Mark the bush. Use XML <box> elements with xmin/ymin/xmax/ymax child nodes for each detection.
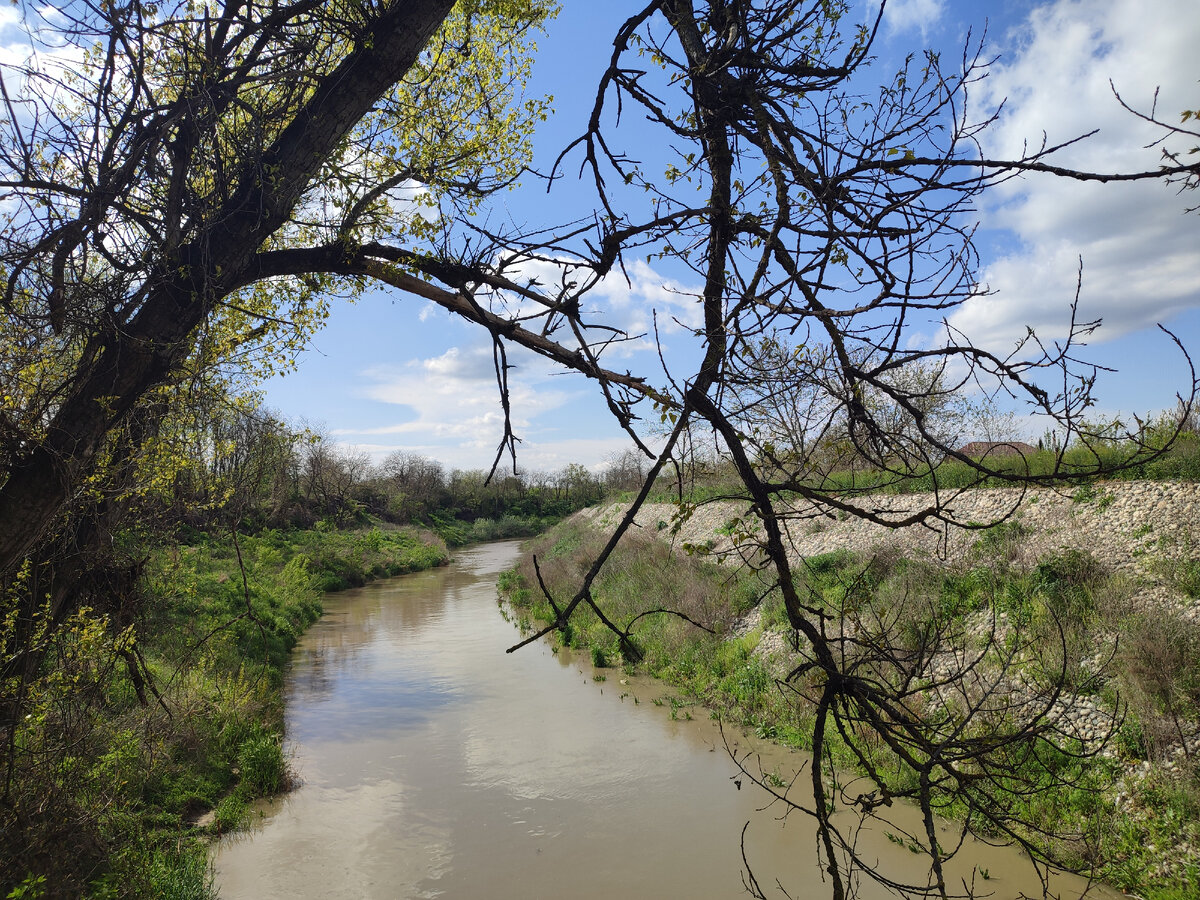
<box><xmin>1119</xmin><ymin>612</ymin><xmax>1200</xmax><ymax>760</ymax></box>
<box><xmin>1034</xmin><ymin>549</ymin><xmax>1103</xmax><ymax>619</ymax></box>
<box><xmin>213</xmin><ymin>792</ymin><xmax>249</xmax><ymax>833</ymax></box>
<box><xmin>237</xmin><ymin>727</ymin><xmax>287</xmax><ymax>795</ymax></box>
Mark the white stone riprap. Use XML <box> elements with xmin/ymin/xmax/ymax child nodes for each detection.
<box><xmin>575</xmin><ymin>480</ymin><xmax>1200</xmax><ymax>882</ymax></box>
<box><xmin>577</xmin><ymin>480</ymin><xmax>1200</xmax><ymax>622</ymax></box>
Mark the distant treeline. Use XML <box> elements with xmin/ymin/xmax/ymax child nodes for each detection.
<box><xmin>162</xmin><ymin>405</ymin><xmax>653</xmax><ymax>536</ymax></box>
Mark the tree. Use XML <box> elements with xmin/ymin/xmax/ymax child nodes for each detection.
<box><xmin>1</xmin><ymin>0</ymin><xmax>1198</xmax><ymax>896</ymax></box>
<box><xmin>300</xmin><ymin>431</ymin><xmax>372</xmax><ymax>525</ymax></box>
<box><xmin>378</xmin><ymin>450</ymin><xmax>449</xmax><ymax>520</ymax></box>
<box><xmin>169</xmin><ymin>399</ymin><xmax>301</xmax><ymax>527</ymax></box>
<box><xmin>0</xmin><ymin>0</ymin><xmax>555</xmax><ymax>798</ymax></box>
<box><xmin>604</xmin><ymin>446</ymin><xmax>650</xmax><ymax>492</ymax></box>
<box><xmin>727</xmin><ymin>340</ymin><xmax>973</xmax><ymax>479</ymax></box>
<box><xmin>556</xmin><ymin>462</ymin><xmax>603</xmax><ymax>506</ymax></box>
<box><xmin>1116</xmin><ymin>92</ymin><xmax>1200</xmax><ymax>210</ymax></box>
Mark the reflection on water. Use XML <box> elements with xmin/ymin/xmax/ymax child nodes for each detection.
<box><xmin>214</xmin><ymin>541</ymin><xmax>1111</xmax><ymax>900</ymax></box>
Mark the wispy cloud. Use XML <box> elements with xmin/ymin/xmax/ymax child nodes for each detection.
<box><xmin>880</xmin><ymin>0</ymin><xmax>946</xmax><ymax>39</ymax></box>
<box><xmin>586</xmin><ymin>258</ymin><xmax>705</xmax><ymax>352</ymax></box>
<box><xmin>329</xmin><ymin>343</ymin><xmax>623</xmax><ymax>468</ymax></box>
<box><xmin>483</xmin><ymin>255</ymin><xmax>704</xmax><ymax>360</ymax></box>
<box><xmin>319</xmin><ymin>255</ymin><xmax>700</xmax><ymax>470</ymax></box>
<box><xmin>947</xmin><ymin>0</ymin><xmax>1200</xmax><ymax>353</ymax></box>
<box><xmin>353</xmin><ymin>345</ymin><xmax>571</xmax><ymax>434</ymax></box>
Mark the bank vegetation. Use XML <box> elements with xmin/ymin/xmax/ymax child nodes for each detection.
<box><xmin>503</xmin><ymin>431</ymin><xmax>1200</xmax><ymax>900</ymax></box>
<box><xmin>1</xmin><ymin>402</ymin><xmax>608</xmax><ymax>899</ymax></box>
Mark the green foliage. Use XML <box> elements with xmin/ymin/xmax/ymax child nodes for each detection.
<box><xmin>1157</xmin><ymin>550</ymin><xmax>1200</xmax><ymax>598</ymax></box>
<box><xmin>213</xmin><ymin>792</ymin><xmax>251</xmax><ymax>833</ymax></box>
<box><xmin>1176</xmin><ymin>559</ymin><xmax>1200</xmax><ymax>598</ymax></box>
<box><xmin>1</xmin><ymin>522</ymin><xmax>449</xmax><ymax>898</ymax></box>
<box><xmin>1101</xmin><ymin>763</ymin><xmax>1200</xmax><ymax>897</ymax></box>
<box><xmin>432</xmin><ymin>513</ymin><xmax>561</xmax><ymax>547</ymax></box>
<box><xmin>141</xmin><ymin>848</ymin><xmax>216</xmax><ymax>900</ymax></box>
<box><xmin>1033</xmin><ymin>549</ymin><xmax>1103</xmax><ymax>618</ymax></box>
<box><xmin>655</xmin><ymin>431</ymin><xmax>1200</xmax><ymax>508</ymax></box>
<box><xmin>236</xmin><ymin>726</ymin><xmax>287</xmax><ymax>796</ymax></box>
<box><xmin>973</xmin><ymin>519</ymin><xmax>1028</xmax><ymax>555</ymax></box>
<box><xmin>85</xmin><ymin>838</ymin><xmax>217</xmax><ymax>900</ymax></box>
<box><xmin>1119</xmin><ymin>611</ymin><xmax>1200</xmax><ymax>760</ymax></box>
<box><xmin>502</xmin><ymin>522</ymin><xmax>798</xmax><ymax>737</ymax></box>
<box><xmin>5</xmin><ymin>875</ymin><xmax>47</xmax><ymax>900</ymax></box>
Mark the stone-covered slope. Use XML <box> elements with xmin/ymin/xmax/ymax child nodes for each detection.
<box><xmin>579</xmin><ymin>480</ymin><xmax>1200</xmax><ymax>622</ymax></box>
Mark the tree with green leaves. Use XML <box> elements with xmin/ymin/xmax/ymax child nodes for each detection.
<box><xmin>1</xmin><ymin>0</ymin><xmax>1198</xmax><ymax>897</ymax></box>
<box><xmin>0</xmin><ymin>0</ymin><xmax>554</xmax><ymax>724</ymax></box>
<box><xmin>0</xmin><ymin>2</ymin><xmax>555</xmax><ymax>887</ymax></box>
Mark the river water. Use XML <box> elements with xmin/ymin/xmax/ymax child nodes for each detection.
<box><xmin>213</xmin><ymin>540</ymin><xmax>1112</xmax><ymax>899</ymax></box>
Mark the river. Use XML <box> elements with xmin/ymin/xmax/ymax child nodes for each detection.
<box><xmin>213</xmin><ymin>540</ymin><xmax>1113</xmax><ymax>899</ymax></box>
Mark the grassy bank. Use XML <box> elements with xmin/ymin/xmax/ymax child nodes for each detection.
<box><xmin>2</xmin><ymin>523</ymin><xmax>448</xmax><ymax>900</ymax></box>
<box><xmin>501</xmin><ymin>517</ymin><xmax>1200</xmax><ymax>899</ymax></box>
<box><xmin>819</xmin><ymin>433</ymin><xmax>1200</xmax><ymax>495</ymax></box>
<box><xmin>429</xmin><ymin>513</ymin><xmax>564</xmax><ymax>548</ymax></box>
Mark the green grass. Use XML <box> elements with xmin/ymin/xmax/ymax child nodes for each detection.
<box><xmin>645</xmin><ymin>431</ymin><xmax>1200</xmax><ymax>509</ymax></box>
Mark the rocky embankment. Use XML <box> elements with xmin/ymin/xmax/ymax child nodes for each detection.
<box><xmin>579</xmin><ymin>480</ymin><xmax>1200</xmax><ymax>622</ymax></box>
<box><xmin>577</xmin><ymin>480</ymin><xmax>1200</xmax><ymax>882</ymax></box>
<box><xmin>579</xmin><ymin>479</ymin><xmax>1200</xmax><ymax>764</ymax></box>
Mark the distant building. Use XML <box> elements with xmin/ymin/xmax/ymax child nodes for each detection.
<box><xmin>957</xmin><ymin>441</ymin><xmax>1039</xmax><ymax>458</ymax></box>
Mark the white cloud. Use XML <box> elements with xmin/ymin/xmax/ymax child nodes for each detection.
<box><xmin>0</xmin><ymin>4</ymin><xmax>86</xmax><ymax>76</ymax></box>
<box><xmin>484</xmin><ymin>255</ymin><xmax>704</xmax><ymax>360</ymax></box>
<box><xmin>311</xmin><ymin>255</ymin><xmax>701</xmax><ymax>472</ymax></box>
<box><xmin>881</xmin><ymin>0</ymin><xmax>946</xmax><ymax>39</ymax></box>
<box><xmin>947</xmin><ymin>0</ymin><xmax>1200</xmax><ymax>352</ymax></box>
<box><xmin>0</xmin><ymin>5</ymin><xmax>24</xmax><ymax>32</ymax></box>
<box><xmin>358</xmin><ymin>344</ymin><xmax>570</xmax><ymax>430</ymax></box>
<box><xmin>330</xmin><ymin>343</ymin><xmax>607</xmax><ymax>464</ymax></box>
<box><xmin>586</xmin><ymin>258</ymin><xmax>705</xmax><ymax>348</ymax></box>
<box><xmin>324</xmin><ymin>334</ymin><xmax>668</xmax><ymax>470</ymax></box>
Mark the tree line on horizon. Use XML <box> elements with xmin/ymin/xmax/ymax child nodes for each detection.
<box><xmin>157</xmin><ymin>399</ymin><xmax>676</xmax><ymax>539</ymax></box>
<box><xmin>160</xmin><ymin>403</ymin><xmax>642</xmax><ymax>535</ymax></box>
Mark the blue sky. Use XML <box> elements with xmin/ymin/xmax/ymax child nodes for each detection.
<box><xmin>261</xmin><ymin>0</ymin><xmax>1200</xmax><ymax>473</ymax></box>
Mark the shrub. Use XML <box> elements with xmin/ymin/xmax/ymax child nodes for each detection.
<box><xmin>213</xmin><ymin>792</ymin><xmax>248</xmax><ymax>833</ymax></box>
<box><xmin>1034</xmin><ymin>549</ymin><xmax>1103</xmax><ymax>618</ymax></box>
<box><xmin>236</xmin><ymin>727</ymin><xmax>287</xmax><ymax>796</ymax></box>
<box><xmin>1119</xmin><ymin>612</ymin><xmax>1200</xmax><ymax>759</ymax></box>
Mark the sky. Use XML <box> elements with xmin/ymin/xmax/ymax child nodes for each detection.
<box><xmin>259</xmin><ymin>0</ymin><xmax>1200</xmax><ymax>474</ymax></box>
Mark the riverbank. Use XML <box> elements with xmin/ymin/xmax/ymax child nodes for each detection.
<box><xmin>2</xmin><ymin>523</ymin><xmax>449</xmax><ymax>899</ymax></box>
<box><xmin>215</xmin><ymin>540</ymin><xmax>1107</xmax><ymax>900</ymax></box>
<box><xmin>505</xmin><ymin>480</ymin><xmax>1200</xmax><ymax>900</ymax></box>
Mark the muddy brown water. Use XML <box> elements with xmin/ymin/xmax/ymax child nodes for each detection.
<box><xmin>213</xmin><ymin>540</ymin><xmax>1116</xmax><ymax>899</ymax></box>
